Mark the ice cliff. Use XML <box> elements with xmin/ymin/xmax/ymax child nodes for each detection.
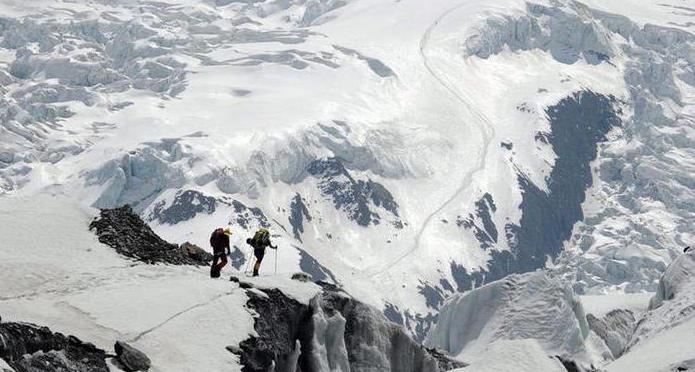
<box><xmin>424</xmin><ymin>271</ymin><xmax>601</xmax><ymax>368</ymax></box>
<box><xmin>237</xmin><ymin>280</ymin><xmax>463</xmax><ymax>372</ymax></box>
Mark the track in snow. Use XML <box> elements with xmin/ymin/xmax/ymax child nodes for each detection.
<box><xmin>369</xmin><ymin>3</ymin><xmax>497</xmax><ymax>278</ymax></box>
<box><xmin>129</xmin><ymin>290</ymin><xmax>237</xmax><ymax>342</ymax></box>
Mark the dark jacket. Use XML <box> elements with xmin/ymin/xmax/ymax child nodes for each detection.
<box><xmin>210</xmin><ymin>228</ymin><xmax>230</xmax><ymax>254</ymax></box>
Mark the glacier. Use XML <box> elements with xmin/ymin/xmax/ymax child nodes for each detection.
<box><xmin>0</xmin><ymin>0</ymin><xmax>694</xmax><ymax>367</ymax></box>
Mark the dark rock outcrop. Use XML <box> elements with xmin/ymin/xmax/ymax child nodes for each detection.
<box><xmin>291</xmin><ymin>272</ymin><xmax>313</xmax><ymax>282</ymax></box>
<box><xmin>296</xmin><ymin>247</ymin><xmax>337</xmax><ymax>284</ymax></box>
<box><xmin>90</xmin><ymin>205</ymin><xmax>209</xmax><ymax>265</ymax></box>
<box><xmin>0</xmin><ymin>321</ymin><xmax>108</xmax><ymax>372</ymax></box>
<box><xmin>425</xmin><ymin>348</ymin><xmax>467</xmax><ymax>371</ymax></box>
<box><xmin>239</xmin><ymin>285</ymin><xmax>450</xmax><ymax>372</ymax></box>
<box><xmin>114</xmin><ymin>341</ymin><xmax>151</xmax><ymax>371</ymax></box>
<box><xmin>450</xmin><ymin>91</ymin><xmax>620</xmax><ymax>296</ymax></box>
<box><xmin>149</xmin><ymin>189</ymin><xmax>216</xmax><ymax>224</ymax></box>
<box><xmin>239</xmin><ymin>289</ymin><xmax>311</xmax><ymax>372</ymax></box>
<box><xmin>456</xmin><ymin>193</ymin><xmax>498</xmax><ymax>250</ymax></box>
<box><xmin>180</xmin><ymin>242</ymin><xmax>213</xmax><ymax>263</ymax></box>
<box><xmin>307</xmin><ymin>157</ymin><xmax>400</xmax><ymax>227</ymax></box>
<box><xmin>231</xmin><ymin>200</ymin><xmax>270</xmax><ymax>230</ymax></box>
<box><xmin>288</xmin><ymin>193</ymin><xmax>311</xmax><ymax>241</ymax></box>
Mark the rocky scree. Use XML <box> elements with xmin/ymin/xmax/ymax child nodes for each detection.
<box><xmin>90</xmin><ymin>205</ymin><xmax>211</xmax><ymax>265</ymax></box>
<box><xmin>0</xmin><ymin>320</ymin><xmax>109</xmax><ymax>372</ymax></box>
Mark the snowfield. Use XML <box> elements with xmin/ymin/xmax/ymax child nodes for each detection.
<box><xmin>0</xmin><ymin>195</ymin><xmax>263</xmax><ymax>371</ymax></box>
<box><xmin>1</xmin><ymin>0</ymin><xmax>695</xmax><ymax>369</ymax></box>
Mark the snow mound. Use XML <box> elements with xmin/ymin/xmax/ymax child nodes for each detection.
<box><xmin>425</xmin><ymin>271</ymin><xmax>590</xmax><ymax>362</ymax></box>
<box><xmin>451</xmin><ymin>339</ymin><xmax>566</xmax><ymax>372</ymax></box>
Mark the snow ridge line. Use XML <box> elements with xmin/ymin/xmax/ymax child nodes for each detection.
<box><xmin>366</xmin><ymin>3</ymin><xmax>497</xmax><ymax>278</ymax></box>
<box><xmin>128</xmin><ymin>290</ymin><xmax>237</xmax><ymax>343</ymax></box>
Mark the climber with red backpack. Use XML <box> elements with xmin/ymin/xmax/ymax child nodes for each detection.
<box><xmin>246</xmin><ymin>228</ymin><xmax>277</xmax><ymax>277</ymax></box>
<box><xmin>209</xmin><ymin>227</ymin><xmax>232</xmax><ymax>278</ymax></box>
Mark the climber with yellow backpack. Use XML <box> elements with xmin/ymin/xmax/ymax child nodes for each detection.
<box><xmin>246</xmin><ymin>228</ymin><xmax>277</xmax><ymax>277</ymax></box>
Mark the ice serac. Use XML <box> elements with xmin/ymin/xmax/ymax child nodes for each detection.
<box><xmin>587</xmin><ymin>309</ymin><xmax>635</xmax><ymax>358</ymax></box>
<box><xmin>239</xmin><ymin>284</ymin><xmax>455</xmax><ymax>372</ymax></box>
<box><xmin>605</xmin><ymin>251</ymin><xmax>695</xmax><ymax>371</ymax></box>
<box><xmin>456</xmin><ymin>0</ymin><xmax>695</xmax><ymax>298</ymax></box>
<box><xmin>425</xmin><ymin>271</ymin><xmax>590</xmax><ymax>364</ymax></box>
<box><xmin>627</xmin><ymin>250</ymin><xmax>695</xmax><ymax>349</ymax></box>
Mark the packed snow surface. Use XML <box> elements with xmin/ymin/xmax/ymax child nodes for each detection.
<box><xmin>0</xmin><ymin>194</ymin><xmax>315</xmax><ymax>372</ymax></box>
<box><xmin>451</xmin><ymin>339</ymin><xmax>566</xmax><ymax>372</ymax></box>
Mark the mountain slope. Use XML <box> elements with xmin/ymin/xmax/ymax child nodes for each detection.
<box><xmin>1</xmin><ymin>0</ymin><xmax>694</xmax><ymax>341</ymax></box>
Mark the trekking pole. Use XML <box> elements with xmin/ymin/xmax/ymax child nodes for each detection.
<box><xmin>275</xmin><ymin>246</ymin><xmax>278</xmax><ymax>275</ymax></box>
<box><xmin>243</xmin><ymin>249</ymin><xmax>254</xmax><ymax>275</ymax></box>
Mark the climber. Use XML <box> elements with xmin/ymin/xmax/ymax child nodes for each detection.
<box><xmin>210</xmin><ymin>227</ymin><xmax>232</xmax><ymax>278</ymax></box>
<box><xmin>246</xmin><ymin>228</ymin><xmax>277</xmax><ymax>277</ymax></box>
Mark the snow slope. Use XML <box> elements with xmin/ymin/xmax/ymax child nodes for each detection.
<box><xmin>424</xmin><ymin>271</ymin><xmax>602</xmax><ymax>366</ymax></box>
<box><xmin>451</xmin><ymin>339</ymin><xmax>567</xmax><ymax>372</ymax></box>
<box><xmin>1</xmin><ymin>0</ymin><xmax>694</xmax><ymax>341</ymax></box>
<box><xmin>606</xmin><ymin>317</ymin><xmax>695</xmax><ymax>372</ymax></box>
<box><xmin>0</xmin><ymin>194</ymin><xmax>255</xmax><ymax>372</ymax></box>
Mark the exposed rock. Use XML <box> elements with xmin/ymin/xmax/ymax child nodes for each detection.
<box><xmin>230</xmin><ymin>200</ymin><xmax>270</xmax><ymax>230</ymax></box>
<box><xmin>180</xmin><ymin>242</ymin><xmax>213</xmax><ymax>263</ymax></box>
<box><xmin>450</xmin><ymin>91</ymin><xmax>620</xmax><ymax>302</ymax></box>
<box><xmin>424</xmin><ymin>348</ymin><xmax>467</xmax><ymax>371</ymax></box>
<box><xmin>240</xmin><ymin>285</ymin><xmax>442</xmax><ymax>372</ymax></box>
<box><xmin>89</xmin><ymin>205</ymin><xmax>208</xmax><ymax>265</ymax></box>
<box><xmin>288</xmin><ymin>193</ymin><xmax>311</xmax><ymax>241</ymax></box>
<box><xmin>150</xmin><ymin>190</ymin><xmax>216</xmax><ymax>224</ymax></box>
<box><xmin>239</xmin><ymin>281</ymin><xmax>253</xmax><ymax>289</ymax></box>
<box><xmin>307</xmin><ymin>157</ymin><xmax>400</xmax><ymax>227</ymax></box>
<box><xmin>226</xmin><ymin>345</ymin><xmax>242</xmax><ymax>355</ymax></box>
<box><xmin>291</xmin><ymin>272</ymin><xmax>312</xmax><ymax>282</ymax></box>
<box><xmin>0</xmin><ymin>321</ymin><xmax>108</xmax><ymax>372</ymax></box>
<box><xmin>230</xmin><ymin>275</ymin><xmax>240</xmax><ymax>283</ymax></box>
<box><xmin>228</xmin><ymin>246</ymin><xmax>249</xmax><ymax>269</ymax></box>
<box><xmin>114</xmin><ymin>341</ymin><xmax>151</xmax><ymax>372</ymax></box>
<box><xmin>296</xmin><ymin>247</ymin><xmax>337</xmax><ymax>283</ymax></box>
<box><xmin>239</xmin><ymin>289</ymin><xmax>310</xmax><ymax>372</ymax></box>
<box><xmin>456</xmin><ymin>192</ymin><xmax>498</xmax><ymax>250</ymax></box>
<box><xmin>333</xmin><ymin>45</ymin><xmax>396</xmax><ymax>78</ymax></box>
